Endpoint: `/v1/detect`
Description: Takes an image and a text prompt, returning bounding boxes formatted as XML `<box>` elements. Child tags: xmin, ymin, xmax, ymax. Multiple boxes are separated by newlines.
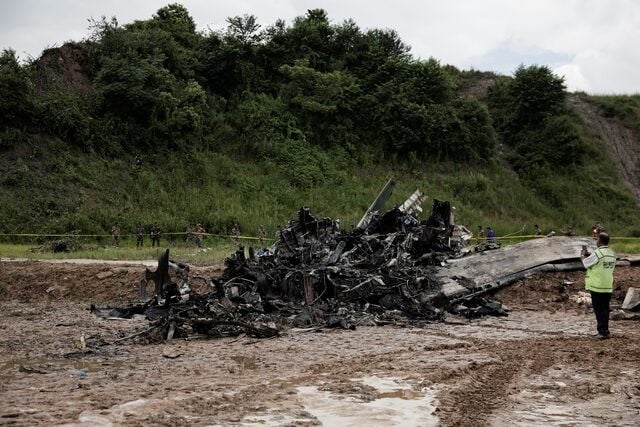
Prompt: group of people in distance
<box><xmin>109</xmin><ymin>222</ymin><xmax>271</xmax><ymax>249</ymax></box>
<box><xmin>135</xmin><ymin>223</ymin><xmax>161</xmax><ymax>248</ymax></box>
<box><xmin>186</xmin><ymin>223</ymin><xmax>207</xmax><ymax>248</ymax></box>
<box><xmin>113</xmin><ymin>221</ymin><xmax>605</xmax><ymax>251</ymax></box>
<box><xmin>110</xmin><ymin>223</ymin><xmax>161</xmax><ymax>248</ymax></box>
<box><xmin>475</xmin><ymin>225</ymin><xmax>497</xmax><ymax>244</ymax></box>
<box><xmin>471</xmin><ymin>223</ymin><xmax>605</xmax><ymax>243</ymax></box>
<box><xmin>232</xmin><ymin>224</ymin><xmax>267</xmax><ymax>247</ymax></box>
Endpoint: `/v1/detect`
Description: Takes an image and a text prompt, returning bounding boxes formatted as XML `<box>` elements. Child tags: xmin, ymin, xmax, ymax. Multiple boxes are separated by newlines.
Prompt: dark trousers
<box><xmin>590</xmin><ymin>291</ymin><xmax>612</xmax><ymax>335</ymax></box>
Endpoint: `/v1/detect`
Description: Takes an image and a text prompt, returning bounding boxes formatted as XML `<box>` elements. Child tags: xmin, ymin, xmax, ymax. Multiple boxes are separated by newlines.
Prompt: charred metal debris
<box><xmin>99</xmin><ymin>181</ymin><xmax>507</xmax><ymax>342</ymax></box>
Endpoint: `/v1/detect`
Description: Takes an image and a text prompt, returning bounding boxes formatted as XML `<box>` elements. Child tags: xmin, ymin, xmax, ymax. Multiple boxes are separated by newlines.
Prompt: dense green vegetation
<box><xmin>1</xmin><ymin>4</ymin><xmax>638</xmax><ymax>244</ymax></box>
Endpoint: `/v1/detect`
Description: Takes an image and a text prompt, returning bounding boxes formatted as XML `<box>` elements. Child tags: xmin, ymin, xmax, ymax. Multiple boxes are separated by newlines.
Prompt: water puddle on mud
<box><xmin>295</xmin><ymin>376</ymin><xmax>438</xmax><ymax>426</ymax></box>
<box><xmin>241</xmin><ymin>413</ymin><xmax>317</xmax><ymax>426</ymax></box>
<box><xmin>66</xmin><ymin>395</ymin><xmax>191</xmax><ymax>426</ymax></box>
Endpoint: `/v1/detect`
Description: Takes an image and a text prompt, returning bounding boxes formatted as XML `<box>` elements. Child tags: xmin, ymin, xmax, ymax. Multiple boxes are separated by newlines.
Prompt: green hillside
<box><xmin>1</xmin><ymin>4</ymin><xmax>639</xmax><ymax>242</ymax></box>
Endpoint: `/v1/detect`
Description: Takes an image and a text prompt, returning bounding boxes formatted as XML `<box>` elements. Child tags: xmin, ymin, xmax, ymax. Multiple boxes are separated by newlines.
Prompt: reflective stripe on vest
<box><xmin>585</xmin><ymin>247</ymin><xmax>616</xmax><ymax>293</ymax></box>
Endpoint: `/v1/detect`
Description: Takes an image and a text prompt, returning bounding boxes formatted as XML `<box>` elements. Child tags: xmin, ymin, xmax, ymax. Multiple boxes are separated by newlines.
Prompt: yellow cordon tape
<box><xmin>496</xmin><ymin>235</ymin><xmax>640</xmax><ymax>240</ymax></box>
<box><xmin>0</xmin><ymin>232</ymin><xmax>275</xmax><ymax>241</ymax></box>
<box><xmin>495</xmin><ymin>235</ymin><xmax>545</xmax><ymax>239</ymax></box>
<box><xmin>0</xmin><ymin>232</ymin><xmax>637</xmax><ymax>241</ymax></box>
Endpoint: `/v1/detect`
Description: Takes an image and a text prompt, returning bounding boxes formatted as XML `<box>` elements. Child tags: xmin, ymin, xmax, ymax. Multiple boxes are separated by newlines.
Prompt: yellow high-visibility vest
<box><xmin>585</xmin><ymin>247</ymin><xmax>616</xmax><ymax>293</ymax></box>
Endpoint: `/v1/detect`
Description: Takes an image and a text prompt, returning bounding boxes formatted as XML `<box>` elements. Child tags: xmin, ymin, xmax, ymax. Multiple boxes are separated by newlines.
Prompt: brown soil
<box><xmin>35</xmin><ymin>43</ymin><xmax>93</xmax><ymax>93</ymax></box>
<box><xmin>0</xmin><ymin>261</ymin><xmax>223</xmax><ymax>304</ymax></box>
<box><xmin>458</xmin><ymin>72</ymin><xmax>498</xmax><ymax>101</ymax></box>
<box><xmin>1</xmin><ymin>261</ymin><xmax>639</xmax><ymax>426</ymax></box>
<box><xmin>496</xmin><ymin>268</ymin><xmax>638</xmax><ymax>311</ymax></box>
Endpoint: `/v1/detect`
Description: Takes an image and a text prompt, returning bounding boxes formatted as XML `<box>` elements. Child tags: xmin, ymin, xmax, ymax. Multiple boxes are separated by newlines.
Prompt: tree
<box><xmin>153</xmin><ymin>3</ymin><xmax>197</xmax><ymax>47</ymax></box>
<box><xmin>450</xmin><ymin>97</ymin><xmax>496</xmax><ymax>161</ymax></box>
<box><xmin>279</xmin><ymin>60</ymin><xmax>360</xmax><ymax>149</ymax></box>
<box><xmin>285</xmin><ymin>9</ymin><xmax>335</xmax><ymax>72</ymax></box>
<box><xmin>510</xmin><ymin>64</ymin><xmax>566</xmax><ymax>128</ymax></box>
<box><xmin>95</xmin><ymin>54</ymin><xmax>174</xmax><ymax>124</ymax></box>
<box><xmin>0</xmin><ymin>49</ymin><xmax>35</xmax><ymax>130</ymax></box>
<box><xmin>401</xmin><ymin>58</ymin><xmax>454</xmax><ymax>105</ymax></box>
<box><xmin>152</xmin><ymin>80</ymin><xmax>209</xmax><ymax>148</ymax></box>
<box><xmin>487</xmin><ymin>65</ymin><xmax>582</xmax><ymax>171</ymax></box>
<box><xmin>198</xmin><ymin>15</ymin><xmax>265</xmax><ymax>97</ymax></box>
<box><xmin>91</xmin><ymin>5</ymin><xmax>199</xmax><ymax>81</ymax></box>
<box><xmin>225</xmin><ymin>14</ymin><xmax>262</xmax><ymax>45</ymax></box>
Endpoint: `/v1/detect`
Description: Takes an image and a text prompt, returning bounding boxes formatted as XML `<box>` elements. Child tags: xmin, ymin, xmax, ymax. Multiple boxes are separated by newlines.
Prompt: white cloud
<box><xmin>554</xmin><ymin>63</ymin><xmax>590</xmax><ymax>93</ymax></box>
<box><xmin>0</xmin><ymin>0</ymin><xmax>638</xmax><ymax>93</ymax></box>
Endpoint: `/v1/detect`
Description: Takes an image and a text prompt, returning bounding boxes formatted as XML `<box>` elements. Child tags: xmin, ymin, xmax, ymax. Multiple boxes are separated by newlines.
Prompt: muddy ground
<box><xmin>0</xmin><ymin>260</ymin><xmax>639</xmax><ymax>426</ymax></box>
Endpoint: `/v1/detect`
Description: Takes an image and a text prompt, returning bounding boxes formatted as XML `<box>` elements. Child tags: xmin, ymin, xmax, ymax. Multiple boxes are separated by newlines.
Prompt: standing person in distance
<box><xmin>486</xmin><ymin>226</ymin><xmax>496</xmax><ymax>243</ymax></box>
<box><xmin>150</xmin><ymin>223</ymin><xmax>161</xmax><ymax>247</ymax></box>
<box><xmin>258</xmin><ymin>225</ymin><xmax>266</xmax><ymax>247</ymax></box>
<box><xmin>111</xmin><ymin>224</ymin><xmax>120</xmax><ymax>247</ymax></box>
<box><xmin>135</xmin><ymin>223</ymin><xmax>144</xmax><ymax>249</ymax></box>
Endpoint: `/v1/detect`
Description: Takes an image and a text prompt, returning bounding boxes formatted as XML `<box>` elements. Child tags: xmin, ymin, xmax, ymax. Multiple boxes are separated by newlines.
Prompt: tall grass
<box><xmin>610</xmin><ymin>239</ymin><xmax>640</xmax><ymax>255</ymax></box>
<box><xmin>588</xmin><ymin>94</ymin><xmax>640</xmax><ymax>134</ymax></box>
<box><xmin>1</xmin><ymin>130</ymin><xmax>638</xmax><ymax>244</ymax></box>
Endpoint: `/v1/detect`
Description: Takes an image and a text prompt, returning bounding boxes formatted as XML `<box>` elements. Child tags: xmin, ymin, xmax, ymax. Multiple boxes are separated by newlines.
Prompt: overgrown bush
<box><xmin>488</xmin><ymin>65</ymin><xmax>586</xmax><ymax>172</ymax></box>
<box><xmin>0</xmin><ymin>49</ymin><xmax>35</xmax><ymax>132</ymax></box>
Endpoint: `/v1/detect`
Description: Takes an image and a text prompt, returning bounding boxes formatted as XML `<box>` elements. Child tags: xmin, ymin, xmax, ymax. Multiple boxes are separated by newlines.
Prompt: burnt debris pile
<box><xmin>99</xmin><ymin>186</ymin><xmax>508</xmax><ymax>342</ymax></box>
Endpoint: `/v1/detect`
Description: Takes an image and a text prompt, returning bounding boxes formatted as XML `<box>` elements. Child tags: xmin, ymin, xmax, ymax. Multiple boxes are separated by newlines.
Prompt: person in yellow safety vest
<box><xmin>581</xmin><ymin>232</ymin><xmax>616</xmax><ymax>339</ymax></box>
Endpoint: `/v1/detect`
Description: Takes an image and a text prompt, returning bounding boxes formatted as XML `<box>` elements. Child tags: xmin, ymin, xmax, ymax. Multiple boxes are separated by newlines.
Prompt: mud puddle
<box><xmin>63</xmin><ymin>395</ymin><xmax>192</xmax><ymax>427</ymax></box>
<box><xmin>294</xmin><ymin>376</ymin><xmax>438</xmax><ymax>426</ymax></box>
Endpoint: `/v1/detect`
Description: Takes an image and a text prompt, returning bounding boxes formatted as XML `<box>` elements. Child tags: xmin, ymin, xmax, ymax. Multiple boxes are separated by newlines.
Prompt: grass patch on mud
<box><xmin>0</xmin><ymin>239</ymin><xmax>241</xmax><ymax>265</ymax></box>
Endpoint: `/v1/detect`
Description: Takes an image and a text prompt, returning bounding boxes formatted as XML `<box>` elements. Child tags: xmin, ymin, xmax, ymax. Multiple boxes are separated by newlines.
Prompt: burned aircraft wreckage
<box><xmin>101</xmin><ymin>180</ymin><xmax>594</xmax><ymax>341</ymax></box>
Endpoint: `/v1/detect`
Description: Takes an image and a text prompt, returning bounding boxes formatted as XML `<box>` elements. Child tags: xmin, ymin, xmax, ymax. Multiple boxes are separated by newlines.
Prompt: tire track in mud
<box><xmin>435</xmin><ymin>347</ymin><xmax>538</xmax><ymax>426</ymax></box>
<box><xmin>436</xmin><ymin>338</ymin><xmax>564</xmax><ymax>426</ymax></box>
<box><xmin>435</xmin><ymin>335</ymin><xmax>640</xmax><ymax>426</ymax></box>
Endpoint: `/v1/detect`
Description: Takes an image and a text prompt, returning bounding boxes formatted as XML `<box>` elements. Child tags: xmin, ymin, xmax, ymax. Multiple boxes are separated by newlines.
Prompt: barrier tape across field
<box><xmin>0</xmin><ymin>233</ymin><xmax>639</xmax><ymax>241</ymax></box>
<box><xmin>0</xmin><ymin>232</ymin><xmax>274</xmax><ymax>241</ymax></box>
<box><xmin>495</xmin><ymin>235</ymin><xmax>640</xmax><ymax>240</ymax></box>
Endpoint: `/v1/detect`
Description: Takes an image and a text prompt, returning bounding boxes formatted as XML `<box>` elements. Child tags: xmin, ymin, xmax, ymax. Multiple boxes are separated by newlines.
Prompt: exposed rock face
<box><xmin>458</xmin><ymin>72</ymin><xmax>498</xmax><ymax>101</ymax></box>
<box><xmin>568</xmin><ymin>94</ymin><xmax>640</xmax><ymax>206</ymax></box>
<box><xmin>34</xmin><ymin>42</ymin><xmax>93</xmax><ymax>93</ymax></box>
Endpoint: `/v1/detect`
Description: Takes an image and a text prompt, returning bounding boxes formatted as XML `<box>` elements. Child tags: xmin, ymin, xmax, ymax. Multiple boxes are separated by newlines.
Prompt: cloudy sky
<box><xmin>1</xmin><ymin>0</ymin><xmax>638</xmax><ymax>93</ymax></box>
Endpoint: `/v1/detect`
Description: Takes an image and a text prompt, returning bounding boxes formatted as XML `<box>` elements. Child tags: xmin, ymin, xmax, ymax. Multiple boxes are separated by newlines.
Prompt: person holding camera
<box><xmin>581</xmin><ymin>232</ymin><xmax>616</xmax><ymax>339</ymax></box>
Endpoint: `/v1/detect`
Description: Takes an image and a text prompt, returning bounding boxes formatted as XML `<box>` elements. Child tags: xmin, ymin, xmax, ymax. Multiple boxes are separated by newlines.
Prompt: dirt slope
<box><xmin>568</xmin><ymin>94</ymin><xmax>640</xmax><ymax>206</ymax></box>
<box><xmin>35</xmin><ymin>43</ymin><xmax>93</xmax><ymax>93</ymax></box>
